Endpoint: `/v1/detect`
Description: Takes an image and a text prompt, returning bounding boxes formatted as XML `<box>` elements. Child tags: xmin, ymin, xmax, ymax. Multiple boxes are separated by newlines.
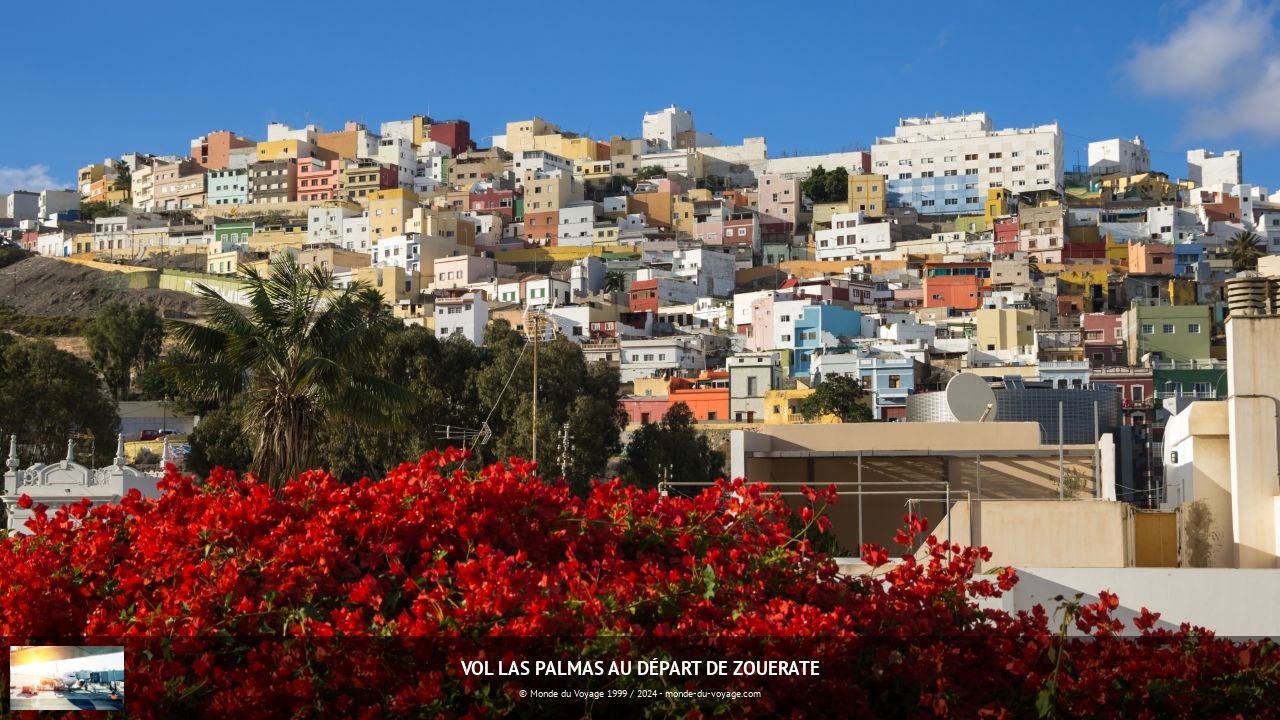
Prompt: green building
<box><xmin>213</xmin><ymin>221</ymin><xmax>255</xmax><ymax>248</ymax></box>
<box><xmin>1123</xmin><ymin>305</ymin><xmax>1212</xmax><ymax>365</ymax></box>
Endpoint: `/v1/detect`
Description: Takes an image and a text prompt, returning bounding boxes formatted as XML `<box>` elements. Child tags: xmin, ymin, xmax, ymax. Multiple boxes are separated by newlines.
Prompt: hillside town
<box><xmin>3</xmin><ymin>104</ymin><xmax>1280</xmax><ymax>583</ymax></box>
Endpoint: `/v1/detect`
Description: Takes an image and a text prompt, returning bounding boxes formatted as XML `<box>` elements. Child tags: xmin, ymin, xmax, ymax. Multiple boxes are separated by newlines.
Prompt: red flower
<box><xmin>17</xmin><ymin>493</ymin><xmax>32</xmax><ymax>509</ymax></box>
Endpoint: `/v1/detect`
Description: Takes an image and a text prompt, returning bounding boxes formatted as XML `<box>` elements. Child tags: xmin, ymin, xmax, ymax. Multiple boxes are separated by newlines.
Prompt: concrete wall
<box><xmin>1226</xmin><ymin>314</ymin><xmax>1280</xmax><ymax>567</ymax></box>
<box><xmin>1162</xmin><ymin>401</ymin><xmax>1234</xmax><ymax>567</ymax></box>
<box><xmin>990</xmin><ymin>567</ymin><xmax>1280</xmax><ymax>637</ymax></box>
<box><xmin>931</xmin><ymin>499</ymin><xmax>1135</xmax><ymax>568</ymax></box>
<box><xmin>157</xmin><ymin>269</ymin><xmax>250</xmax><ymax>305</ymax></box>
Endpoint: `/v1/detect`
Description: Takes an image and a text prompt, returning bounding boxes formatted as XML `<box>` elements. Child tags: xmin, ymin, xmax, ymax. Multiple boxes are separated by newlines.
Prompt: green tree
<box><xmin>471</xmin><ymin>320</ymin><xmax>624</xmax><ymax>492</ymax></box>
<box><xmin>185</xmin><ymin>398</ymin><xmax>255</xmax><ymax>476</ymax></box>
<box><xmin>797</xmin><ymin>374</ymin><xmax>873</xmax><ymax>423</ymax></box>
<box><xmin>620</xmin><ymin>402</ymin><xmax>724</xmax><ymax>490</ymax></box>
<box><xmin>0</xmin><ymin>333</ymin><xmax>120</xmax><ymax>465</ymax></box>
<box><xmin>165</xmin><ymin>254</ymin><xmax>409</xmax><ymax>489</ymax></box>
<box><xmin>1228</xmin><ymin>230</ymin><xmax>1265</xmax><ymax>271</ymax></box>
<box><xmin>603</xmin><ymin>271</ymin><xmax>626</xmax><ymax>295</ymax></box>
<box><xmin>801</xmin><ymin>165</ymin><xmax>850</xmax><ymax>204</ymax></box>
<box><xmin>85</xmin><ymin>302</ymin><xmax>165</xmax><ymax>400</ymax></box>
<box><xmin>318</xmin><ymin>326</ymin><xmax>485</xmax><ymax>482</ymax></box>
<box><xmin>112</xmin><ymin>160</ymin><xmax>132</xmax><ymax>192</ymax></box>
<box><xmin>635</xmin><ymin>165</ymin><xmax>668</xmax><ymax>181</ymax></box>
<box><xmin>0</xmin><ymin>246</ymin><xmax>31</xmax><ymax>270</ymax></box>
<box><xmin>77</xmin><ymin>201</ymin><xmax>119</xmax><ymax>223</ymax></box>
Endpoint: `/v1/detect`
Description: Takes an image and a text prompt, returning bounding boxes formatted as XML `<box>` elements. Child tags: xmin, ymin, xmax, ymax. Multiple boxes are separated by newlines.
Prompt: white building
<box><xmin>1</xmin><ymin>436</ymin><xmax>161</xmax><ymax>535</ymax></box>
<box><xmin>672</xmin><ymin>247</ymin><xmax>737</xmax><ymax>298</ymax></box>
<box><xmin>38</xmin><ymin>189</ymin><xmax>80</xmax><ymax>219</ymax></box>
<box><xmin>870</xmin><ymin>113</ymin><xmax>1063</xmax><ymax>215</ymax></box>
<box><xmin>434</xmin><ymin>291</ymin><xmax>489</xmax><ymax>344</ymax></box>
<box><xmin>642</xmin><ymin>105</ymin><xmax>697</xmax><ymax>151</ymax></box>
<box><xmin>432</xmin><ymin>254</ymin><xmax>499</xmax><ymax>291</ymax></box>
<box><xmin>762</xmin><ymin>151</ymin><xmax>870</xmax><ymax>180</ymax></box>
<box><xmin>369</xmin><ymin>136</ymin><xmax>417</xmax><ymax>189</ymax></box>
<box><xmin>557</xmin><ymin>202</ymin><xmax>597</xmax><ymax>246</ymax></box>
<box><xmin>3</xmin><ymin>191</ymin><xmax>38</xmax><ymax>222</ymax></box>
<box><xmin>92</xmin><ymin>213</ymin><xmax>166</xmax><ymax>253</ymax></box>
<box><xmin>1087</xmin><ymin>137</ymin><xmax>1150</xmax><ymax>176</ymax></box>
<box><xmin>814</xmin><ymin>214</ymin><xmax>898</xmax><ymax>261</ymax></box>
<box><xmin>619</xmin><ymin>335</ymin><xmax>707</xmax><ymax>382</ymax></box>
<box><xmin>308</xmin><ymin>204</ymin><xmax>362</xmax><ymax>246</ymax></box>
<box><xmin>374</xmin><ymin>234</ymin><xmax>423</xmax><ymax>272</ymax></box>
<box><xmin>728</xmin><ymin>351</ymin><xmax>783</xmax><ymax>422</ymax></box>
<box><xmin>341</xmin><ymin>212</ymin><xmax>371</xmax><ymax>253</ymax></box>
<box><xmin>514</xmin><ymin>150</ymin><xmax>574</xmax><ymax>177</ymax></box>
<box><xmin>1187</xmin><ymin>149</ymin><xmax>1242</xmax><ymax>189</ymax></box>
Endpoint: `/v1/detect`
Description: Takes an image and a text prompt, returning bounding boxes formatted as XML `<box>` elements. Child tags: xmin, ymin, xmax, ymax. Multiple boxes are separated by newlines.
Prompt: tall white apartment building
<box><xmin>1087</xmin><ymin>137</ymin><xmax>1150</xmax><ymax>176</ymax></box>
<box><xmin>1187</xmin><ymin>149</ymin><xmax>1243</xmax><ymax>189</ymax></box>
<box><xmin>870</xmin><ymin>113</ymin><xmax>1063</xmax><ymax>216</ymax></box>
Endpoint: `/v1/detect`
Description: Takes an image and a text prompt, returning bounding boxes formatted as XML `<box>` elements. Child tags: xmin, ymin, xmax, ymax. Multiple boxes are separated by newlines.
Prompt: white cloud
<box><xmin>1126</xmin><ymin>1</ymin><xmax>1280</xmax><ymax>141</ymax></box>
<box><xmin>1187</xmin><ymin>58</ymin><xmax>1280</xmax><ymax>140</ymax></box>
<box><xmin>1126</xmin><ymin>0</ymin><xmax>1275</xmax><ymax>96</ymax></box>
<box><xmin>0</xmin><ymin>164</ymin><xmax>65</xmax><ymax>194</ymax></box>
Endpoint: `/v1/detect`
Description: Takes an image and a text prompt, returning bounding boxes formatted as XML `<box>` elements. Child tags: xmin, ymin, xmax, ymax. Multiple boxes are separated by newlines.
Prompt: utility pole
<box><xmin>530</xmin><ymin>309</ymin><xmax>540</xmax><ymax>467</ymax></box>
<box><xmin>559</xmin><ymin>422</ymin><xmax>571</xmax><ymax>479</ymax></box>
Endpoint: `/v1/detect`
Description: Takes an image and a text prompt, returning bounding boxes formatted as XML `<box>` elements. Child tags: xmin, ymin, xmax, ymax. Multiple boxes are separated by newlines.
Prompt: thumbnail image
<box><xmin>8</xmin><ymin>645</ymin><xmax>125</xmax><ymax>712</ymax></box>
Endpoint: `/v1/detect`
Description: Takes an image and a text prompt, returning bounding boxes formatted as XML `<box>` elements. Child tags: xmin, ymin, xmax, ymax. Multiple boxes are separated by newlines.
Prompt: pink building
<box><xmin>297</xmin><ymin>159</ymin><xmax>339</xmax><ymax>202</ymax></box>
<box><xmin>757</xmin><ymin>174</ymin><xmax>800</xmax><ymax>232</ymax></box>
<box><xmin>1082</xmin><ymin>313</ymin><xmax>1126</xmax><ymax>367</ymax></box>
<box><xmin>745</xmin><ymin>296</ymin><xmax>776</xmax><ymax>351</ymax></box>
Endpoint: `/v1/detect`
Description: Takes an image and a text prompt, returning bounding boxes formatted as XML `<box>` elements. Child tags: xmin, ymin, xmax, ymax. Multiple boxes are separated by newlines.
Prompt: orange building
<box><xmin>1128</xmin><ymin>242</ymin><xmax>1174</xmax><ymax>275</ymax></box>
<box><xmin>525</xmin><ymin>210</ymin><xmax>559</xmax><ymax>245</ymax></box>
<box><xmin>191</xmin><ymin>130</ymin><xmax>256</xmax><ymax>170</ymax></box>
<box><xmin>923</xmin><ymin>261</ymin><xmax>989</xmax><ymax>310</ymax></box>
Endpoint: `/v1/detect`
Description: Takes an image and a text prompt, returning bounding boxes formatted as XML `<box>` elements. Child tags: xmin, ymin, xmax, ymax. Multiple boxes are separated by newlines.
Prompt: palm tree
<box><xmin>166</xmin><ymin>254</ymin><xmax>409</xmax><ymax>488</ymax></box>
<box><xmin>1227</xmin><ymin>230</ymin><xmax>1264</xmax><ymax>272</ymax></box>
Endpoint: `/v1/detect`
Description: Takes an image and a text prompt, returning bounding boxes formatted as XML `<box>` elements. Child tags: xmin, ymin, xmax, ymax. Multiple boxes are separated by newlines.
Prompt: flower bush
<box><xmin>0</xmin><ymin>449</ymin><xmax>1277</xmax><ymax>719</ymax></box>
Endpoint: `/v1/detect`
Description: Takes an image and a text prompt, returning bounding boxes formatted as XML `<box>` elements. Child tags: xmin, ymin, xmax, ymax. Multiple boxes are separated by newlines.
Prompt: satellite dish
<box><xmin>946</xmin><ymin>373</ymin><xmax>997</xmax><ymax>422</ymax></box>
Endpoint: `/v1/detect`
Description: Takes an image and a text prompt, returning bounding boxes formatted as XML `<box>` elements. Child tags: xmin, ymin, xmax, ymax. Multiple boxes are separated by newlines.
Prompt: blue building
<box><xmin>810</xmin><ymin>350</ymin><xmax>917</xmax><ymax>420</ymax></box>
<box><xmin>792</xmin><ymin>304</ymin><xmax>863</xmax><ymax>377</ymax></box>
<box><xmin>885</xmin><ymin>173</ymin><xmax>984</xmax><ymax>215</ymax></box>
<box><xmin>1173</xmin><ymin>241</ymin><xmax>1206</xmax><ymax>280</ymax></box>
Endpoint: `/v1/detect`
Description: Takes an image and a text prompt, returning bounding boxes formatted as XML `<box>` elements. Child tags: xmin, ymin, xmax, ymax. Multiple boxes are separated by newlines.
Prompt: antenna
<box><xmin>945</xmin><ymin>373</ymin><xmax>998</xmax><ymax>421</ymax></box>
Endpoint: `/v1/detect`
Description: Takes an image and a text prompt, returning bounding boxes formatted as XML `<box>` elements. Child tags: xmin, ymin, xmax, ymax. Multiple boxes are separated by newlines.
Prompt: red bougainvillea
<box><xmin>1</xmin><ymin>449</ymin><xmax>1277</xmax><ymax>719</ymax></box>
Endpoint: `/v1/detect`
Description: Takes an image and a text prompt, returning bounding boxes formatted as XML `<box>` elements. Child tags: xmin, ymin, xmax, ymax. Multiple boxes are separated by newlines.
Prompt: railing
<box><xmin>1151</xmin><ymin>360</ymin><xmax>1225</xmax><ymax>370</ymax></box>
<box><xmin>1153</xmin><ymin>389</ymin><xmax>1218</xmax><ymax>400</ymax></box>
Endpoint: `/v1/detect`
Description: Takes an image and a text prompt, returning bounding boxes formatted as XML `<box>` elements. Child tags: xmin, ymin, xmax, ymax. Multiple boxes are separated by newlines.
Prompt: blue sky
<box><xmin>3</xmin><ymin>0</ymin><xmax>1279</xmax><ymax>193</ymax></box>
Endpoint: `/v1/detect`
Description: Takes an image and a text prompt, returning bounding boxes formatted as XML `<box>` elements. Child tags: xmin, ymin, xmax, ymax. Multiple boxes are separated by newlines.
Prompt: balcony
<box><xmin>1151</xmin><ymin>359</ymin><xmax>1225</xmax><ymax>371</ymax></box>
<box><xmin>1153</xmin><ymin>388</ymin><xmax>1219</xmax><ymax>400</ymax></box>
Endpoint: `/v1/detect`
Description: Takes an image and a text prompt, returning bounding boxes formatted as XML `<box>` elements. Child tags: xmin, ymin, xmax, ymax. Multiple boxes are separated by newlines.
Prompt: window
<box><xmin>1011</xmin><ymin>151</ymin><xmax>1021</xmax><ymax>157</ymax></box>
<box><xmin>1036</xmin><ymin>149</ymin><xmax>1048</xmax><ymax>156</ymax></box>
<box><xmin>1194</xmin><ymin>382</ymin><xmax>1211</xmax><ymax>395</ymax></box>
<box><xmin>1011</xmin><ymin>165</ymin><xmax>1024</xmax><ymax>172</ymax></box>
<box><xmin>1036</xmin><ymin>164</ymin><xmax>1049</xmax><ymax>171</ymax></box>
<box><xmin>921</xmin><ymin>199</ymin><xmax>935</xmax><ymax>207</ymax></box>
<box><xmin>1162</xmin><ymin>324</ymin><xmax>1175</xmax><ymax>334</ymax></box>
<box><xmin>899</xmin><ymin>159</ymin><xmax>911</xmax><ymax>166</ymax></box>
<box><xmin>1188</xmin><ymin>323</ymin><xmax>1202</xmax><ymax>333</ymax></box>
<box><xmin>920</xmin><ymin>171</ymin><xmax>934</xmax><ymax>178</ymax></box>
<box><xmin>898</xmin><ymin>173</ymin><xmax>912</xmax><ymax>180</ymax></box>
<box><xmin>888</xmin><ymin>374</ymin><xmax>901</xmax><ymax>388</ymax></box>
<box><xmin>1141</xmin><ymin>324</ymin><xmax>1154</xmax><ymax>334</ymax></box>
<box><xmin>989</xmin><ymin>167</ymin><xmax>1002</xmax><ymax>174</ymax></box>
<box><xmin>964</xmin><ymin>154</ymin><xmax>978</xmax><ymax>161</ymax></box>
<box><xmin>944</xmin><ymin>169</ymin><xmax>957</xmax><ymax>176</ymax></box>
<box><xmin>944</xmin><ymin>155</ymin><xmax>956</xmax><ymax>162</ymax></box>
<box><xmin>965</xmin><ymin>168</ymin><xmax>978</xmax><ymax>175</ymax></box>
<box><xmin>988</xmin><ymin>152</ymin><xmax>1002</xmax><ymax>159</ymax></box>
<box><xmin>945</xmin><ymin>198</ymin><xmax>958</xmax><ymax>205</ymax></box>
<box><xmin>707</xmin><ymin>411</ymin><xmax>717</xmax><ymax>421</ymax></box>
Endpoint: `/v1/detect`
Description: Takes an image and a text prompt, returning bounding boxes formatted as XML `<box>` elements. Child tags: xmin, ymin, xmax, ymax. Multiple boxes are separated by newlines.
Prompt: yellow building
<box><xmin>248</xmin><ymin>223</ymin><xmax>308</xmax><ymax>254</ymax></box>
<box><xmin>1057</xmin><ymin>267</ymin><xmax>1111</xmax><ymax>297</ymax></box>
<box><xmin>1103</xmin><ymin>232</ymin><xmax>1129</xmax><ymax>267</ymax></box>
<box><xmin>256</xmin><ymin>139</ymin><xmax>312</xmax><ymax>162</ymax></box>
<box><xmin>846</xmin><ymin>173</ymin><xmax>886</xmax><ymax>217</ymax></box>
<box><xmin>593</xmin><ymin>223</ymin><xmax>620</xmax><ymax>245</ymax></box>
<box><xmin>368</xmin><ymin>188</ymin><xmax>419</xmax><ymax>241</ymax></box>
<box><xmin>974</xmin><ymin>308</ymin><xmax>1043</xmax><ymax>352</ymax></box>
<box><xmin>762</xmin><ymin>385</ymin><xmax>840</xmax><ymax>425</ymax></box>
<box><xmin>984</xmin><ymin>188</ymin><xmax>1012</xmax><ymax>221</ymax></box>
<box><xmin>504</xmin><ymin>118</ymin><xmax>562</xmax><ymax>156</ymax></box>
<box><xmin>1099</xmin><ymin>172</ymin><xmax>1179</xmax><ymax>203</ymax></box>
<box><xmin>354</xmin><ymin>264</ymin><xmax>424</xmax><ymax>306</ymax></box>
<box><xmin>78</xmin><ymin>163</ymin><xmax>108</xmax><ymax>195</ymax></box>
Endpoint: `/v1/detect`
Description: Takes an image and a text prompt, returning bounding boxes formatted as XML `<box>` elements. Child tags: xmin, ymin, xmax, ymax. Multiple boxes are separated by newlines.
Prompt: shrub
<box><xmin>0</xmin><ymin>451</ymin><xmax>1276</xmax><ymax>718</ymax></box>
